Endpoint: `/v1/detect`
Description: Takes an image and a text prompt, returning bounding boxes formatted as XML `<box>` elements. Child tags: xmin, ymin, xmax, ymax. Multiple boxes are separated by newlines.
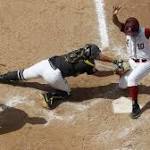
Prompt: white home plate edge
<box><xmin>112</xmin><ymin>97</ymin><xmax>142</xmax><ymax>114</ymax></box>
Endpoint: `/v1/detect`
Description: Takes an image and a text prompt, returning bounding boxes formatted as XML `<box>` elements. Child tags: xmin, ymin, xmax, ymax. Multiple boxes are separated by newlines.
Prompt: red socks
<box><xmin>128</xmin><ymin>86</ymin><xmax>138</xmax><ymax>104</ymax></box>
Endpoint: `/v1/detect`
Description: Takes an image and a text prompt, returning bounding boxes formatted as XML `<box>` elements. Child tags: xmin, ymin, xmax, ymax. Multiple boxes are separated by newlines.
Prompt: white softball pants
<box><xmin>119</xmin><ymin>58</ymin><xmax>150</xmax><ymax>89</ymax></box>
<box><xmin>22</xmin><ymin>59</ymin><xmax>71</xmax><ymax>94</ymax></box>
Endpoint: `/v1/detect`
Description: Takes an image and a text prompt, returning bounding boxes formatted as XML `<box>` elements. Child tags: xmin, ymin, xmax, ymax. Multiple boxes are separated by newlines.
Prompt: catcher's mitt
<box><xmin>113</xmin><ymin>59</ymin><xmax>130</xmax><ymax>76</ymax></box>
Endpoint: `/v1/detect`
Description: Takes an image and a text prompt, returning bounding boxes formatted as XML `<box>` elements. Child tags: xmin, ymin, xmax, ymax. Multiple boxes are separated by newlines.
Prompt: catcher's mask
<box><xmin>124</xmin><ymin>17</ymin><xmax>140</xmax><ymax>36</ymax></box>
<box><xmin>83</xmin><ymin>44</ymin><xmax>101</xmax><ymax>60</ymax></box>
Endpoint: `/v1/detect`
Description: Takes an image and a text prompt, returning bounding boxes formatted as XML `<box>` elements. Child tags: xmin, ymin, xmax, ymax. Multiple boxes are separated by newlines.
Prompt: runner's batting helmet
<box><xmin>124</xmin><ymin>17</ymin><xmax>140</xmax><ymax>36</ymax></box>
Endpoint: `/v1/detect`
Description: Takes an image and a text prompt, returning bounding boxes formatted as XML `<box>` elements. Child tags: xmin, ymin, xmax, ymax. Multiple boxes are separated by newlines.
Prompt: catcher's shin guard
<box><xmin>0</xmin><ymin>70</ymin><xmax>24</xmax><ymax>83</ymax></box>
<box><xmin>42</xmin><ymin>90</ymin><xmax>70</xmax><ymax>109</ymax></box>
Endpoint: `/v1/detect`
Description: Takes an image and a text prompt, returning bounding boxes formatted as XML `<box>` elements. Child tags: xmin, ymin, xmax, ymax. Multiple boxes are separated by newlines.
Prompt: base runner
<box><xmin>113</xmin><ymin>6</ymin><xmax>150</xmax><ymax>119</ymax></box>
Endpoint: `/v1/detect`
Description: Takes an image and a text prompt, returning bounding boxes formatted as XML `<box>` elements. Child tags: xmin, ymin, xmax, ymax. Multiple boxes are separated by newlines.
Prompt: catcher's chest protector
<box><xmin>65</xmin><ymin>48</ymin><xmax>86</xmax><ymax>64</ymax></box>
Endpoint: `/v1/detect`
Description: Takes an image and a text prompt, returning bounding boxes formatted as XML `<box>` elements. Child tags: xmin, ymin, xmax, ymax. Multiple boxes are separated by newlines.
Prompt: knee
<box><xmin>127</xmin><ymin>76</ymin><xmax>138</xmax><ymax>87</ymax></box>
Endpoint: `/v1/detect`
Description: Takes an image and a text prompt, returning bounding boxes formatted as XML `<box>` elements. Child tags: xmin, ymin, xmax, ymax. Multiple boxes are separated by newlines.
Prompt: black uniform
<box><xmin>49</xmin><ymin>55</ymin><xmax>95</xmax><ymax>77</ymax></box>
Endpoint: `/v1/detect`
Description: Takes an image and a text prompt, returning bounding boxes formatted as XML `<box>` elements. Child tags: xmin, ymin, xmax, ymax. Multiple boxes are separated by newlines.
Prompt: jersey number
<box><xmin>137</xmin><ymin>43</ymin><xmax>144</xmax><ymax>50</ymax></box>
<box><xmin>126</xmin><ymin>40</ymin><xmax>145</xmax><ymax>50</ymax></box>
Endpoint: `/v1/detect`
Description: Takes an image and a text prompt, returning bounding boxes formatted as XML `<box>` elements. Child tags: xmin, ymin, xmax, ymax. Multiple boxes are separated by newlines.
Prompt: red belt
<box><xmin>132</xmin><ymin>58</ymin><xmax>147</xmax><ymax>63</ymax></box>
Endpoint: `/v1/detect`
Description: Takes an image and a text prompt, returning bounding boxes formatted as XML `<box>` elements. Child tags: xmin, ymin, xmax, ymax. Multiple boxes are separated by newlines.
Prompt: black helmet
<box><xmin>124</xmin><ymin>17</ymin><xmax>140</xmax><ymax>36</ymax></box>
<box><xmin>83</xmin><ymin>43</ymin><xmax>101</xmax><ymax>59</ymax></box>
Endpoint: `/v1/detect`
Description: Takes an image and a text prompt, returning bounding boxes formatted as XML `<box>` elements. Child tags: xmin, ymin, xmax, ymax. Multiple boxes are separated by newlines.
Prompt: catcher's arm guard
<box><xmin>112</xmin><ymin>59</ymin><xmax>130</xmax><ymax>76</ymax></box>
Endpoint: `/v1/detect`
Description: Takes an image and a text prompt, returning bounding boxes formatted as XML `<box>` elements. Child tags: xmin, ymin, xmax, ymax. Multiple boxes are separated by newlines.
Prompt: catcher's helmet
<box><xmin>124</xmin><ymin>17</ymin><xmax>140</xmax><ymax>36</ymax></box>
<box><xmin>83</xmin><ymin>43</ymin><xmax>101</xmax><ymax>60</ymax></box>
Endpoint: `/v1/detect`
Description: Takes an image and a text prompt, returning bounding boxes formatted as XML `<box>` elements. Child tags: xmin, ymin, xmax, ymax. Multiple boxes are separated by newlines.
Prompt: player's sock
<box><xmin>128</xmin><ymin>86</ymin><xmax>141</xmax><ymax>119</ymax></box>
<box><xmin>128</xmin><ymin>86</ymin><xmax>138</xmax><ymax>101</ymax></box>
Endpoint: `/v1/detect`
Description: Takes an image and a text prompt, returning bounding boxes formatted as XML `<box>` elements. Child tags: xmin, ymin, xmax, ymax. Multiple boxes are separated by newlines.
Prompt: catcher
<box><xmin>0</xmin><ymin>43</ymin><xmax>117</xmax><ymax>109</ymax></box>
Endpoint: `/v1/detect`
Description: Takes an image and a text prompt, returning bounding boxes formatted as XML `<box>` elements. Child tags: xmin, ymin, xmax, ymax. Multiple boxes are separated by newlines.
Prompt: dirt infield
<box><xmin>0</xmin><ymin>0</ymin><xmax>150</xmax><ymax>150</ymax></box>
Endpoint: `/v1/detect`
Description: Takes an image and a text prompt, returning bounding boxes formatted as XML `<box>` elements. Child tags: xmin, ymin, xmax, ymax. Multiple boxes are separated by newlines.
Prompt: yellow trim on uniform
<box><xmin>84</xmin><ymin>60</ymin><xmax>95</xmax><ymax>67</ymax></box>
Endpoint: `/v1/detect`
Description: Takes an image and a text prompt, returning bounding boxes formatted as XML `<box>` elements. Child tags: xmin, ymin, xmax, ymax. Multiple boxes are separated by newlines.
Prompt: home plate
<box><xmin>112</xmin><ymin>97</ymin><xmax>132</xmax><ymax>113</ymax></box>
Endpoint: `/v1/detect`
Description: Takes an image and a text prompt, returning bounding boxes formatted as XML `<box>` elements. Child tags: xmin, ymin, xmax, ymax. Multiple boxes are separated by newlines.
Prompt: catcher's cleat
<box><xmin>42</xmin><ymin>91</ymin><xmax>69</xmax><ymax>110</ymax></box>
<box><xmin>130</xmin><ymin>103</ymin><xmax>141</xmax><ymax>119</ymax></box>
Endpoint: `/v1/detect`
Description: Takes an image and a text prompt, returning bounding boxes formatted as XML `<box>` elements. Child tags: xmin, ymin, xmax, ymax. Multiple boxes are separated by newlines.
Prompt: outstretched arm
<box><xmin>99</xmin><ymin>54</ymin><xmax>114</xmax><ymax>63</ymax></box>
<box><xmin>92</xmin><ymin>48</ymin><xmax>129</xmax><ymax>77</ymax></box>
<box><xmin>92</xmin><ymin>50</ymin><xmax>116</xmax><ymax>77</ymax></box>
<box><xmin>96</xmin><ymin>47</ymin><xmax>116</xmax><ymax>63</ymax></box>
<box><xmin>112</xmin><ymin>6</ymin><xmax>124</xmax><ymax>30</ymax></box>
<box><xmin>92</xmin><ymin>69</ymin><xmax>114</xmax><ymax>77</ymax></box>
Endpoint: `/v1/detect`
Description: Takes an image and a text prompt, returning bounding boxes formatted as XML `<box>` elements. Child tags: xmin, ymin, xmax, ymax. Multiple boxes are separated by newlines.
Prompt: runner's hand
<box><xmin>113</xmin><ymin>6</ymin><xmax>121</xmax><ymax>15</ymax></box>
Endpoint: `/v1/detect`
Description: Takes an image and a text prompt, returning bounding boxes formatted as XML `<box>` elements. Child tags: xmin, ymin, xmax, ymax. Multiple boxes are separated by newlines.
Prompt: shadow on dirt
<box><xmin>1</xmin><ymin>81</ymin><xmax>150</xmax><ymax>108</ymax></box>
<box><xmin>1</xmin><ymin>81</ymin><xmax>127</xmax><ymax>100</ymax></box>
<box><xmin>0</xmin><ymin>104</ymin><xmax>47</xmax><ymax>135</ymax></box>
<box><xmin>141</xmin><ymin>101</ymin><xmax>150</xmax><ymax>114</ymax></box>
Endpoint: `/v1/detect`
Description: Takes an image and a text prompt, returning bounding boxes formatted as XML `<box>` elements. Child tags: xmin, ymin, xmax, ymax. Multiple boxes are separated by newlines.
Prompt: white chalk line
<box><xmin>4</xmin><ymin>95</ymin><xmax>35</xmax><ymax>107</ymax></box>
<box><xmin>42</xmin><ymin>98</ymin><xmax>104</xmax><ymax>126</ymax></box>
<box><xmin>41</xmin><ymin>109</ymin><xmax>75</xmax><ymax>126</ymax></box>
<box><xmin>94</xmin><ymin>0</ymin><xmax>109</xmax><ymax>48</ymax></box>
<box><xmin>64</xmin><ymin>98</ymin><xmax>103</xmax><ymax>111</ymax></box>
